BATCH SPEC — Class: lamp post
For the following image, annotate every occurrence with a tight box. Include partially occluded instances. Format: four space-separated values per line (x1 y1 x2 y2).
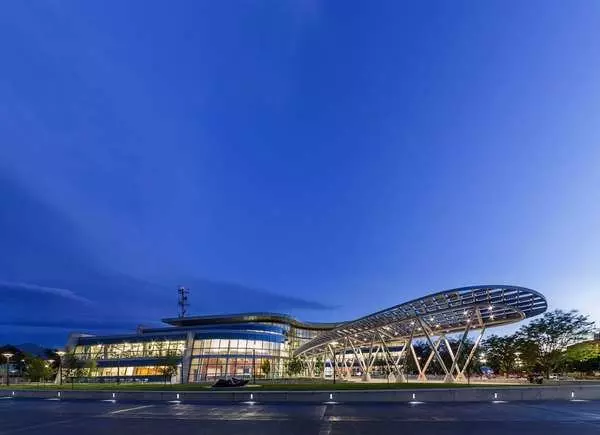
56 351 66 385
2 353 13 386
514 351 523 375
47 359 55 384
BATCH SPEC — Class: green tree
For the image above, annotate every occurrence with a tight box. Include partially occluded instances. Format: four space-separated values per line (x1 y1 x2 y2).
157 352 180 384
61 353 90 387
482 334 519 376
565 341 600 375
260 359 271 378
286 357 304 377
25 357 54 382
517 310 595 378
313 357 324 376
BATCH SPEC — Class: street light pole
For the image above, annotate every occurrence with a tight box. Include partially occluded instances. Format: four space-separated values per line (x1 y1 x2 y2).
47 359 54 385
2 353 13 386
56 351 66 385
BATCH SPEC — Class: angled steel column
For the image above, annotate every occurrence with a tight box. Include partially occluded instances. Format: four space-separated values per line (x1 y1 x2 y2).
327 344 338 381
420 334 444 376
410 341 425 380
348 338 368 373
363 332 377 382
443 336 462 376
458 326 486 380
394 341 408 367
340 338 348 378
417 317 451 381
368 345 381 369
445 314 473 383
377 331 405 382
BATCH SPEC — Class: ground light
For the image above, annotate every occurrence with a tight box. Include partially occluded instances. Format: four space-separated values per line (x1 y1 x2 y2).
569 391 587 402
168 393 182 405
46 392 61 401
491 392 507 404
323 393 338 405
101 393 116 403
409 392 424 405
241 392 256 405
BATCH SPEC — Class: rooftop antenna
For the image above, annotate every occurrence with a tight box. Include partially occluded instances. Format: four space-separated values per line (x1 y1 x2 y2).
177 286 189 318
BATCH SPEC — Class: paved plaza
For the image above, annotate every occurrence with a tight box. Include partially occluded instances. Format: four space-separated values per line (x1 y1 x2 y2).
0 397 599 435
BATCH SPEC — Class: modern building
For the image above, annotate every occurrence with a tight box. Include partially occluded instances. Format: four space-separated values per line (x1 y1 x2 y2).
66 285 547 383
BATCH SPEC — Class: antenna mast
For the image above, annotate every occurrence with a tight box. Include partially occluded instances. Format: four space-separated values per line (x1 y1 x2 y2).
177 286 189 318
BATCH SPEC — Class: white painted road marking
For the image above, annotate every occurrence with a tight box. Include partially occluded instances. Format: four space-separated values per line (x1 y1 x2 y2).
109 405 154 414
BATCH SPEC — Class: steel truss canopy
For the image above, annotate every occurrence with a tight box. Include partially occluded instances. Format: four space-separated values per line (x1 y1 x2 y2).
294 285 547 358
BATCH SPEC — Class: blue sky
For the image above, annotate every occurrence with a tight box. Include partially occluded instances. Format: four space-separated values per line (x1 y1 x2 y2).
1 1 599 346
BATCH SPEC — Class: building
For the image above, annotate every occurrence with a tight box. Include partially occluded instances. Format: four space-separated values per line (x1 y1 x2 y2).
66 285 547 383
67 313 337 382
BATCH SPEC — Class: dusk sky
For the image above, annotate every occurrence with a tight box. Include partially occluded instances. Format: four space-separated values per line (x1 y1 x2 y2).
1 1 599 346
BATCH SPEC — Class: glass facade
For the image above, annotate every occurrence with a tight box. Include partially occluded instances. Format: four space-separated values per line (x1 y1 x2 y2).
188 337 288 381
73 339 186 361
66 314 332 383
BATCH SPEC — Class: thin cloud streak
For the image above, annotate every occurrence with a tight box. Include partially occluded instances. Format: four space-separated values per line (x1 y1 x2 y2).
0 281 93 305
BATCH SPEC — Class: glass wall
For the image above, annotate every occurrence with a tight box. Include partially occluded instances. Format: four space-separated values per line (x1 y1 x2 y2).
188 336 290 381
73 339 186 361
68 322 330 383
187 326 322 382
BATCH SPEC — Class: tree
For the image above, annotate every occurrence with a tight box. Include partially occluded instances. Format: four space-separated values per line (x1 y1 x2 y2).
157 352 180 384
314 357 324 376
286 357 304 377
565 341 600 375
25 357 54 382
260 359 271 379
517 310 595 378
61 353 91 387
482 334 519 376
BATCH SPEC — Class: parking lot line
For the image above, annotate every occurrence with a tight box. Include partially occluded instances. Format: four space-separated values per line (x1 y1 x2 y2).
109 405 154 414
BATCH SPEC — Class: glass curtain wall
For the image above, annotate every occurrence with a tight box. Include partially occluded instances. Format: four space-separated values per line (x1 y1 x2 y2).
73 339 186 361
187 326 322 382
188 337 288 382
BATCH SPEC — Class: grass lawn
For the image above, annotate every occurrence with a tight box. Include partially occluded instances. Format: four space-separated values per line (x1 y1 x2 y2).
0 381 526 392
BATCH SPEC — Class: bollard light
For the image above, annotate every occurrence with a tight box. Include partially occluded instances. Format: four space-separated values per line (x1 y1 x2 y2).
176 393 180 400
412 393 416 400
494 392 498 399
250 393 253 400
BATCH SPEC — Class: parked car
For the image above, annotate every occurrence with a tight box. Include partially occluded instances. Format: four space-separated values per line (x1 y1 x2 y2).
528 373 544 384
212 377 249 388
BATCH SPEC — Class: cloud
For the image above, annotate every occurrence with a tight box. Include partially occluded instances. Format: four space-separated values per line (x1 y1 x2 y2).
0 318 139 331
0 280 92 304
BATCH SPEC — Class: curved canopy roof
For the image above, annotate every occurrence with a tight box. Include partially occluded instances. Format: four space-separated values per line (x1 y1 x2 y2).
162 312 339 331
294 285 547 357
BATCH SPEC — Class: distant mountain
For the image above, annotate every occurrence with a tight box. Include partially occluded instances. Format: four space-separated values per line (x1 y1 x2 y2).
15 342 47 357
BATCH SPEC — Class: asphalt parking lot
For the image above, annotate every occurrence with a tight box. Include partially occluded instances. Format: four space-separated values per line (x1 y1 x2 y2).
0 397 599 435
